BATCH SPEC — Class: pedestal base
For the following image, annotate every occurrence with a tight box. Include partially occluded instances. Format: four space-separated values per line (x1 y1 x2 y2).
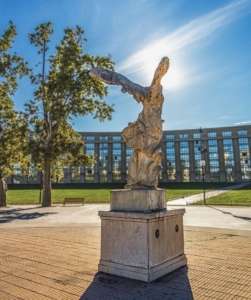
99 209 187 282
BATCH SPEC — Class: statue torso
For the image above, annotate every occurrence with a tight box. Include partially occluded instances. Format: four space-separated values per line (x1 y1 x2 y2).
122 85 164 153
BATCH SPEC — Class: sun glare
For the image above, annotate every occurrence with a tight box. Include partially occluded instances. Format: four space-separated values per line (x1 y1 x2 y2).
140 55 188 91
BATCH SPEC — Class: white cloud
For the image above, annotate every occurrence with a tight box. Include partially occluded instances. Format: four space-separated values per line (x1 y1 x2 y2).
234 121 251 125
118 0 251 90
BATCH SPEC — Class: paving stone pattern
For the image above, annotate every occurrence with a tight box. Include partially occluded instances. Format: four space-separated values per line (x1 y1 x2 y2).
0 225 250 299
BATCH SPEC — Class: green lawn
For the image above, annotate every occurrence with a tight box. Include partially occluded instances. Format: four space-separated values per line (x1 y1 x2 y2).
4 183 237 205
6 189 111 205
195 185 251 206
165 182 229 201
5 187 204 205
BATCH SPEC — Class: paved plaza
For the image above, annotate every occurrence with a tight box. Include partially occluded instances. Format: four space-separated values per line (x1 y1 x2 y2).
0 203 251 299
0 224 250 299
0 204 250 231
0 204 251 299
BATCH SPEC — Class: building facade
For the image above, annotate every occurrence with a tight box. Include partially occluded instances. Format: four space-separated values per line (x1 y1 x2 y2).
10 125 251 184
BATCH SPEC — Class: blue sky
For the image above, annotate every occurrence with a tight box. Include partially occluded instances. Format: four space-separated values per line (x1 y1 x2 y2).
1 0 251 131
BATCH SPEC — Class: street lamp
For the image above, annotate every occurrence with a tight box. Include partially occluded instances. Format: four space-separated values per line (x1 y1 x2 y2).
224 152 229 182
200 159 206 205
199 127 208 205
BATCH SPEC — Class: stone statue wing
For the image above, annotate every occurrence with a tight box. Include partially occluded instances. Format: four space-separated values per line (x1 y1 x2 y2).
89 68 147 103
150 57 169 89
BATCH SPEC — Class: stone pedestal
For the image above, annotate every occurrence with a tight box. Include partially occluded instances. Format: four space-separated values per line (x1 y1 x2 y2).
98 190 186 282
111 189 166 212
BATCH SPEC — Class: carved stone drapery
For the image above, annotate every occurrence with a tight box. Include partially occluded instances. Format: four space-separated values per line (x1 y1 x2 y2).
90 57 169 189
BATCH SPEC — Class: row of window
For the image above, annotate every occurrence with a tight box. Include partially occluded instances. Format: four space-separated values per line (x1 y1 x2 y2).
8 132 251 183
85 135 122 142
84 129 249 144
165 129 249 141
165 137 250 181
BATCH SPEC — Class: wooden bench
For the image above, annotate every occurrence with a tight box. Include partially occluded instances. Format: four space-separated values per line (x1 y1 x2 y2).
63 197 85 206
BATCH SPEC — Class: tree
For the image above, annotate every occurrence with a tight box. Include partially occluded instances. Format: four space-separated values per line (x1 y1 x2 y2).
26 22 114 207
0 22 29 207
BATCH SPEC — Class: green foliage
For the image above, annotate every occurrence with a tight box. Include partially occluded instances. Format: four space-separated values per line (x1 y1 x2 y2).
0 22 29 179
26 22 114 169
0 21 29 93
28 22 53 53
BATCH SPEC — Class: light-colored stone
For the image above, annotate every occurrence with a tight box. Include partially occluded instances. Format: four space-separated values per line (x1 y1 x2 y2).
98 209 186 282
90 57 169 189
110 189 166 212
91 57 187 282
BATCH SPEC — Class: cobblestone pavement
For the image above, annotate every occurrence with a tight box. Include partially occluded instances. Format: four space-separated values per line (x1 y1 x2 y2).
0 225 250 299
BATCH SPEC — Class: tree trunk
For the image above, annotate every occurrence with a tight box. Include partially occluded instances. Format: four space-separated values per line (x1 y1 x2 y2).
0 177 7 207
42 160 52 207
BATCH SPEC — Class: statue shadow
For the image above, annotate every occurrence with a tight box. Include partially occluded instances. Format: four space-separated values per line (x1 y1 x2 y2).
80 266 193 300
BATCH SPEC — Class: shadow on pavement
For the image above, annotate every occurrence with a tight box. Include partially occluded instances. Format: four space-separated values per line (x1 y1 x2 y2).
0 208 57 224
80 266 193 300
208 205 251 222
0 206 42 214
